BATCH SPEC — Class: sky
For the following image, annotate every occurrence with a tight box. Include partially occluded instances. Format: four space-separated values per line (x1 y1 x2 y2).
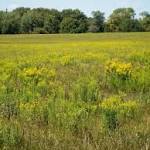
0 0 149 17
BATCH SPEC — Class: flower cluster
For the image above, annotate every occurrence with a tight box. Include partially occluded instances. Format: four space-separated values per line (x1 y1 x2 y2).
106 59 132 79
19 101 40 110
101 96 138 113
101 96 122 111
23 67 40 77
23 67 56 79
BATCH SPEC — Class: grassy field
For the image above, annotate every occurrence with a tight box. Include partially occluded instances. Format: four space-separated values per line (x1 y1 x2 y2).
0 33 150 150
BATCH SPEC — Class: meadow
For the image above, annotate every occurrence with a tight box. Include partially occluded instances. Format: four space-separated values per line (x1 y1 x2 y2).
0 33 150 150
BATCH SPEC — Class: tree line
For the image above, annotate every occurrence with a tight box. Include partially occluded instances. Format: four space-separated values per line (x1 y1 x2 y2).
0 7 149 34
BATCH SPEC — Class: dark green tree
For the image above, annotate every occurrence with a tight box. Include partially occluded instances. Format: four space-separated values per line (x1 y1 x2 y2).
140 11 150 31
21 8 50 33
88 11 105 32
43 9 61 34
0 11 4 33
12 7 30 17
2 12 20 34
0 7 149 34
106 8 136 32
21 12 33 33
60 9 88 33
60 17 78 33
44 15 60 33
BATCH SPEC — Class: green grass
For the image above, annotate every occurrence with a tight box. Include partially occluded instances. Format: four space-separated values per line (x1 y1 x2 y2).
0 33 150 150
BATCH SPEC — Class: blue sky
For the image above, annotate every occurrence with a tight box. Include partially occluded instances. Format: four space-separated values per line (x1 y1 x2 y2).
0 0 149 17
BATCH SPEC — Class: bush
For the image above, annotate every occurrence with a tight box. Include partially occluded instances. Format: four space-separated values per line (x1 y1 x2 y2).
101 95 139 130
0 120 24 148
73 76 99 102
19 100 49 124
105 59 133 90
106 59 132 80
33 28 48 34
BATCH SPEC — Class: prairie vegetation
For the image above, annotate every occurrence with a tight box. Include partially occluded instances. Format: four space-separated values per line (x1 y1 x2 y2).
0 33 150 150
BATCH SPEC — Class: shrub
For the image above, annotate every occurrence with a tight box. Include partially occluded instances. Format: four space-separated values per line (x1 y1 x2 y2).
33 28 48 34
106 59 132 80
73 77 99 102
19 100 49 124
60 55 77 66
0 120 23 148
105 59 133 90
53 100 97 130
101 95 139 130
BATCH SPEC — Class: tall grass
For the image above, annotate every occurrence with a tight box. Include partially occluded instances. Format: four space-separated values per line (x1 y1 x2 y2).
0 33 150 149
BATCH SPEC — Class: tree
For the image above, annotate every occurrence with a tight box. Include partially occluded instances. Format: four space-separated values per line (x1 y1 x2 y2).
21 12 33 33
88 11 105 32
60 9 88 33
21 8 49 33
21 8 62 33
12 7 30 17
132 19 143 32
140 11 150 31
0 11 4 33
10 7 30 33
44 15 60 33
2 12 20 34
43 9 61 34
106 8 136 32
49 9 62 21
60 17 78 33
0 7 149 34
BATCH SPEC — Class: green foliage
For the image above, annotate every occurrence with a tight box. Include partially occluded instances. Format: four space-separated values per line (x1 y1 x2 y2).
74 76 99 102
33 27 48 34
2 12 21 34
60 9 88 33
88 11 105 32
19 100 49 123
0 120 23 148
0 7 149 34
21 8 56 33
140 11 150 31
101 95 139 130
53 100 90 130
106 8 140 32
12 7 30 17
0 11 4 33
21 12 33 33
60 17 79 33
44 15 60 33
105 59 133 91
